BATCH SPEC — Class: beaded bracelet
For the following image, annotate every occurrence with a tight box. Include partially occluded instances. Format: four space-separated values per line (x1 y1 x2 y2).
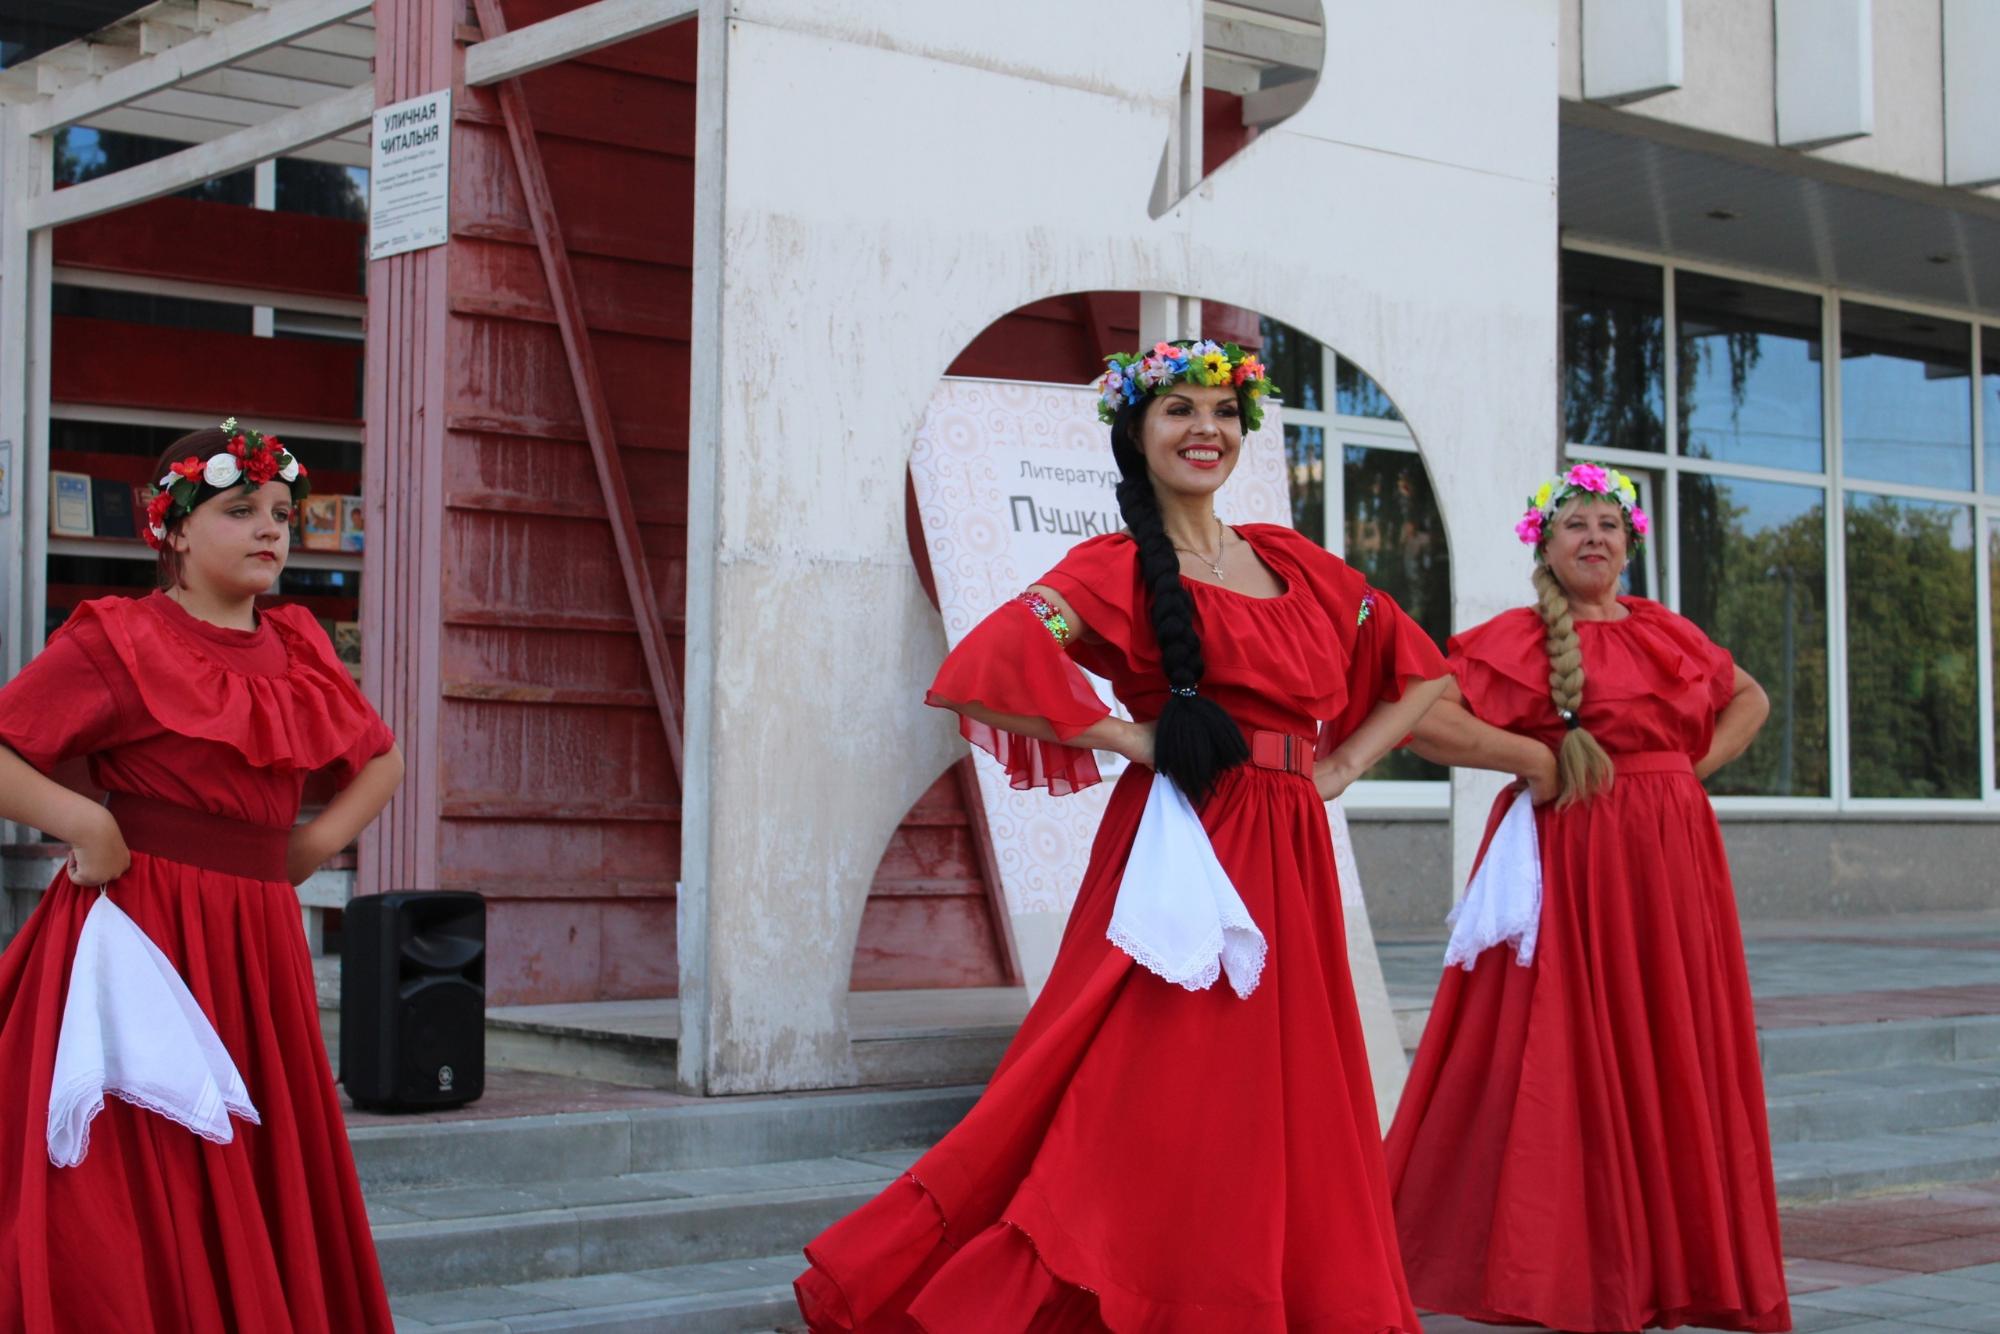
1017 590 1073 647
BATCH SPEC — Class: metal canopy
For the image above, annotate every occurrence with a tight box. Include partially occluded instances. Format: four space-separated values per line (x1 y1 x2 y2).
1562 104 2000 318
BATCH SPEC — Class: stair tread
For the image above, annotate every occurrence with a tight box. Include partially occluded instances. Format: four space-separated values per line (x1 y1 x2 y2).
1767 1058 2000 1100
391 1252 799 1330
371 1156 904 1232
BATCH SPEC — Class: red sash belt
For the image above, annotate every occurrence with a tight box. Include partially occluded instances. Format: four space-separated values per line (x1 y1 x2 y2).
106 791 291 881
1612 751 1695 778
1248 729 1317 779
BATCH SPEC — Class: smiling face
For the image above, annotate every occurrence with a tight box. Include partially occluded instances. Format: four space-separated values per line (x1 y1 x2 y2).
1541 493 1629 601
1136 383 1243 501
169 480 293 598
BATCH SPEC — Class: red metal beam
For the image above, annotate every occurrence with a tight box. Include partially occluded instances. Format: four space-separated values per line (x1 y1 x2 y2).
471 0 685 784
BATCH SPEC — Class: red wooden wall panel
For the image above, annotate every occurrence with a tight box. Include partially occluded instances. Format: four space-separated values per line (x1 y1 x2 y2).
51 317 363 422
53 196 366 299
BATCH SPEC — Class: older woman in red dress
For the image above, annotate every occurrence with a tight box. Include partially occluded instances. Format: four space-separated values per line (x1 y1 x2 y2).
795 341 1450 1332
0 421 401 1331
1384 464 1788 1332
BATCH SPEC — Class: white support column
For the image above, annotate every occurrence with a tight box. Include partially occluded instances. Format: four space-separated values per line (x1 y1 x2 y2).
253 159 276 337
1581 0 1683 104
1141 0 1204 347
0 108 30 686
677 0 731 1095
1775 0 1874 150
1944 0 2000 187
0 112 52 686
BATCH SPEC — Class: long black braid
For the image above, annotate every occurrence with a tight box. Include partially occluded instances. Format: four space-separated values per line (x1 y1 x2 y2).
1109 398 1249 803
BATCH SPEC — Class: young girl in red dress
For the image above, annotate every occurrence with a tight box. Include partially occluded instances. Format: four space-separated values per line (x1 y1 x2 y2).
796 342 1450 1332
1384 465 1789 1332
0 421 404 1332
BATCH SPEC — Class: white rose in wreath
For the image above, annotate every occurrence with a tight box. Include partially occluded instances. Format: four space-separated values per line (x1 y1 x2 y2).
203 453 243 488
278 455 300 483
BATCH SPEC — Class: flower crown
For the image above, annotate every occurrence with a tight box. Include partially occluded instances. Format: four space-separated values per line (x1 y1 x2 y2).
1515 461 1650 554
1096 339 1279 433
144 417 311 551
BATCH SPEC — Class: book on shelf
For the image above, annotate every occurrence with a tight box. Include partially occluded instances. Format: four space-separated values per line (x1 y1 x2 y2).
299 494 342 551
339 496 365 554
90 477 138 540
50 472 93 537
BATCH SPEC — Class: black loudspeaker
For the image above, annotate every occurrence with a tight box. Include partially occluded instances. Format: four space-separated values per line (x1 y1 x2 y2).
340 890 485 1111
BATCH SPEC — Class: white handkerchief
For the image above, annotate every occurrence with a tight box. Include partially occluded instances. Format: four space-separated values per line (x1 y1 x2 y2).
1443 789 1542 971
1107 772 1267 999
47 894 260 1168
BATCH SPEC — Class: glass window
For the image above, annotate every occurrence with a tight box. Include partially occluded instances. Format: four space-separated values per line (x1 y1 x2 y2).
1993 521 2000 790
1676 272 1823 473
54 127 254 205
52 285 254 335
1562 251 1665 454
1336 358 1402 420
1984 329 2000 495
1844 493 1980 798
1258 319 1323 412
1343 444 1449 781
1284 424 1325 546
276 160 370 222
1840 303 1972 491
1678 474 1829 796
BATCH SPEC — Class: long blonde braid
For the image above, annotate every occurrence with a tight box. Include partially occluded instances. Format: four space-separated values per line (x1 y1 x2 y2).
1532 563 1614 807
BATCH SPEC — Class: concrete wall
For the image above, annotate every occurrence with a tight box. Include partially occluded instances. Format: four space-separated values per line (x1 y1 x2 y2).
1352 813 2000 933
678 0 1562 1094
1560 0 2000 202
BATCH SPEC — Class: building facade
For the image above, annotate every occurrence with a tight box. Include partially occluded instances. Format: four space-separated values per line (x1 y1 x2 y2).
0 0 1995 1094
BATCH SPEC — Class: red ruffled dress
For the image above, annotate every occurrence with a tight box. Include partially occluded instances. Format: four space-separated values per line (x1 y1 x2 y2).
1384 598 1789 1332
0 593 396 1332
797 524 1447 1333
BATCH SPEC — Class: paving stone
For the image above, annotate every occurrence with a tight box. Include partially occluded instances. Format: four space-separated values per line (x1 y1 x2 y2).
1904 1306 2000 1332
1793 1284 1959 1317
1866 1271 2000 1303
391 1285 571 1323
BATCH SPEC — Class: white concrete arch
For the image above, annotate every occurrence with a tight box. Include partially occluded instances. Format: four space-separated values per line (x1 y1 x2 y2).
679 0 1559 1093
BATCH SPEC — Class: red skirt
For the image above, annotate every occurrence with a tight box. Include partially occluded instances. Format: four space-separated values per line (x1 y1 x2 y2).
796 765 1421 1333
0 854 392 1332
1384 758 1790 1332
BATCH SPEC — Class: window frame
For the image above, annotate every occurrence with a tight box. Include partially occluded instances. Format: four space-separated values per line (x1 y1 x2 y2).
1562 238 1999 815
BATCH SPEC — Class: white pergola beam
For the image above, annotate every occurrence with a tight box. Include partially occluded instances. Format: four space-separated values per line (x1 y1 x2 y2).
51 265 366 319
27 0 369 135
81 104 370 167
464 0 697 87
30 83 371 230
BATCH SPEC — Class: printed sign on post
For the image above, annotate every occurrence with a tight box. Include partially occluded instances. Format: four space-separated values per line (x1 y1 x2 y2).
369 90 452 261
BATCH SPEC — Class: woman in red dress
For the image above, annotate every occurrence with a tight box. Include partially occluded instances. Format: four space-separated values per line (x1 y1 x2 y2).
0 422 402 1331
1383 464 1788 1332
796 341 1450 1332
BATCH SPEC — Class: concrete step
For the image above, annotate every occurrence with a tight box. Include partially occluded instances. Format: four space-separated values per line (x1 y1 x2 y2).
1773 1125 2000 1205
349 1086 977 1193
1765 1059 2000 1145
1758 1013 2000 1078
391 1253 799 1332
371 1153 913 1295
